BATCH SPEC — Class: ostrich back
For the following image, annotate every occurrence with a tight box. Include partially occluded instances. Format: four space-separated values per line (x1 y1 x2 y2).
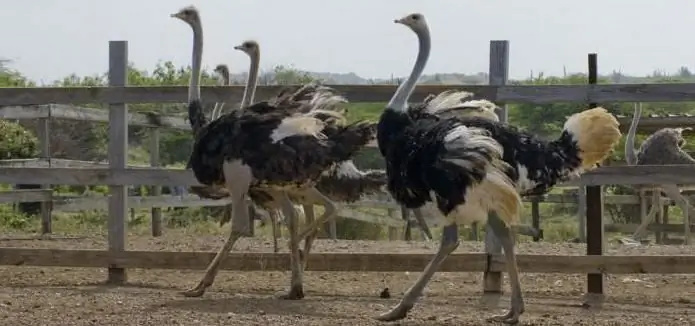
189 105 375 189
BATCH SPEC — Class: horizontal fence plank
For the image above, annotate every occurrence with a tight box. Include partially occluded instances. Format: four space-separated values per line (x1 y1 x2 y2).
3 83 695 106
0 190 52 204
0 167 198 186
0 85 494 106
0 158 151 169
0 165 692 186
2 248 695 273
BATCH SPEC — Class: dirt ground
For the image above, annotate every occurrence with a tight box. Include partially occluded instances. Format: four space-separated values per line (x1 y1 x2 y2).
1 231 695 325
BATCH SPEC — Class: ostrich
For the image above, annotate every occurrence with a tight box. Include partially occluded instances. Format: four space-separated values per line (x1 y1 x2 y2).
211 64 231 120
228 39 434 247
374 13 621 324
624 105 695 241
171 6 374 300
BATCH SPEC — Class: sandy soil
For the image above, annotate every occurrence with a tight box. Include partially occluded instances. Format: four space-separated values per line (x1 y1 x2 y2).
1 230 695 325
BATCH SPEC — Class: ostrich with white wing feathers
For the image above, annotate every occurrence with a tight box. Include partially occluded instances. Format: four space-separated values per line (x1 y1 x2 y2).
172 6 374 301
374 13 621 324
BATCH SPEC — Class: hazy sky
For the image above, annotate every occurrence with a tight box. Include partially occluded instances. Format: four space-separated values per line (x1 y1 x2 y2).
3 0 693 84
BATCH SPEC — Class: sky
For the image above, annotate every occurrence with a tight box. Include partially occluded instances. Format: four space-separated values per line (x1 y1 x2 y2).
2 0 694 84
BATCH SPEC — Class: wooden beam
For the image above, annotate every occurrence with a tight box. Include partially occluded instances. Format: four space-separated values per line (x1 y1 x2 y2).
0 167 199 186
2 248 695 274
0 158 150 169
107 40 128 285
3 83 695 106
0 190 53 204
53 195 232 211
483 40 509 295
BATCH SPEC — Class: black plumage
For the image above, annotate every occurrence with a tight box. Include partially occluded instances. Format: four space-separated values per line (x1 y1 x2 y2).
189 109 375 190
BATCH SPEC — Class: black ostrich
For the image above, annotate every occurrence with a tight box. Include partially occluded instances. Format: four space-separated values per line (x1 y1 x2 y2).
171 6 374 300
374 13 622 324
226 40 434 251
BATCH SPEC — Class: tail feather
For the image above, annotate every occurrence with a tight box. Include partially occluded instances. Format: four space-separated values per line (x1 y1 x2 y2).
563 107 622 169
270 115 327 143
271 82 349 117
625 104 641 165
324 121 376 162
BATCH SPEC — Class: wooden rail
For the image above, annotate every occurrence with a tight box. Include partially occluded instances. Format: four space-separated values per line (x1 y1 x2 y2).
4 83 695 106
1 248 695 274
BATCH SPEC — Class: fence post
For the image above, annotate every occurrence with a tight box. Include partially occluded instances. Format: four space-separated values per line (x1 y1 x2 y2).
37 114 52 234
482 40 509 297
107 40 129 285
149 127 162 237
585 52 605 306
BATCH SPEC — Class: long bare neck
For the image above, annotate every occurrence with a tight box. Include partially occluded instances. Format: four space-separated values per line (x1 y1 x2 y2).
241 50 260 108
625 103 642 165
188 21 203 102
386 27 431 111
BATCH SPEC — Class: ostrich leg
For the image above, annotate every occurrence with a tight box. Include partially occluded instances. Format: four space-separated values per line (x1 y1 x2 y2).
293 187 338 243
486 212 524 324
411 208 434 240
299 204 317 271
278 193 305 300
181 161 252 298
375 222 460 321
269 210 282 253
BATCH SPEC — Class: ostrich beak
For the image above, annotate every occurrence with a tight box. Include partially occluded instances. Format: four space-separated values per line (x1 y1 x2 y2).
170 13 182 19
233 45 243 50
394 18 404 24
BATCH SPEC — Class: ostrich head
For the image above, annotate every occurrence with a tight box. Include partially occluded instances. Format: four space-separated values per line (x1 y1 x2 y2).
234 40 260 57
170 5 200 26
394 13 428 33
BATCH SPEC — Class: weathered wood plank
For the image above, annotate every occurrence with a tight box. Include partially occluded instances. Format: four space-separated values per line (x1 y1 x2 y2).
580 165 695 185
0 165 691 188
0 167 198 186
107 40 128 284
616 115 695 132
0 190 53 204
2 83 695 106
0 158 150 169
2 248 695 274
53 195 231 211
0 85 495 106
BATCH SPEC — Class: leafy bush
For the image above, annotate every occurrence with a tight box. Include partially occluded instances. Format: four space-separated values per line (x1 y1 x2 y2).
0 120 38 159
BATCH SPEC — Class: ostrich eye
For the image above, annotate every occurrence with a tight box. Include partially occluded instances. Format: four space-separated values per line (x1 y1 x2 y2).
411 15 419 20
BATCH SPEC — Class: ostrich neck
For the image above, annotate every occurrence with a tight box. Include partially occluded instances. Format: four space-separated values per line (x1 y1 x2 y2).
241 51 260 108
386 28 431 111
189 22 203 102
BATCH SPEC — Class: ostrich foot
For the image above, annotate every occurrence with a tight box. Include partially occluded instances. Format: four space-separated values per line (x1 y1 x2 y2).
180 280 211 298
276 284 305 300
487 307 523 325
373 303 413 322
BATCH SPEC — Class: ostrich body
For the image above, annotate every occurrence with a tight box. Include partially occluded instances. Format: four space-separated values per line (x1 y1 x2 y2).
624 105 695 241
172 6 373 300
374 13 621 324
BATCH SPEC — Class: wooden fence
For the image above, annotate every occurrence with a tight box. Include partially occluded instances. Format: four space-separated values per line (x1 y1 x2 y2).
3 39 695 301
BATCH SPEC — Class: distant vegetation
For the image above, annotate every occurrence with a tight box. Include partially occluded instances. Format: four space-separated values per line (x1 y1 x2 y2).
1 59 695 240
